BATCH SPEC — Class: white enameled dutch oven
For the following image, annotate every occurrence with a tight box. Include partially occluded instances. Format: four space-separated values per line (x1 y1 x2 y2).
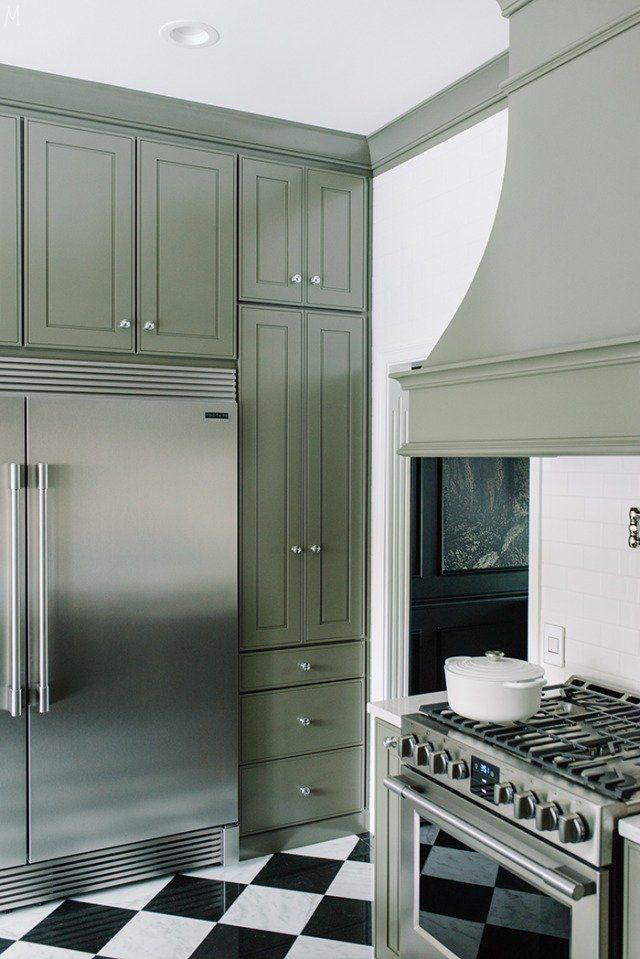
444 650 546 723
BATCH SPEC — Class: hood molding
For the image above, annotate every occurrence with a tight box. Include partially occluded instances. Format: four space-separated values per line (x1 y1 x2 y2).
394 0 640 457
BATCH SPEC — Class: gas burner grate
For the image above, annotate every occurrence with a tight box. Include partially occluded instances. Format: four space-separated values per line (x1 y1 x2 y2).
420 679 640 801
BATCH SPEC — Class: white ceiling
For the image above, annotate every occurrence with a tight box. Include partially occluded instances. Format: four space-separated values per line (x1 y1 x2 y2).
0 1 508 135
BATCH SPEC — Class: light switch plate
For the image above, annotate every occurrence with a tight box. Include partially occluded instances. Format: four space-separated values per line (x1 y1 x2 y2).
543 623 565 667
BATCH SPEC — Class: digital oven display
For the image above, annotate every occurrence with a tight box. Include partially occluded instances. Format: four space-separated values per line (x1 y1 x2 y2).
471 756 500 802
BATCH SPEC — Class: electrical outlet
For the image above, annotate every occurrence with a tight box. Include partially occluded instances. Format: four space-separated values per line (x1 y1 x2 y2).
543 623 565 667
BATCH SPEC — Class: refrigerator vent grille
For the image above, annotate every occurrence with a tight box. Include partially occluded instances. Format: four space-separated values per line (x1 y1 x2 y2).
0 826 225 911
0 358 236 399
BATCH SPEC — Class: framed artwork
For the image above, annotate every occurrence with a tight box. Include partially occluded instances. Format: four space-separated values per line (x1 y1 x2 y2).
440 457 529 573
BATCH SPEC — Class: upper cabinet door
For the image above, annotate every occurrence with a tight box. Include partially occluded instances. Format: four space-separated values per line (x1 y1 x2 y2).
306 170 367 311
0 116 20 346
26 121 134 352
139 140 236 358
240 159 303 305
306 312 365 644
240 307 304 649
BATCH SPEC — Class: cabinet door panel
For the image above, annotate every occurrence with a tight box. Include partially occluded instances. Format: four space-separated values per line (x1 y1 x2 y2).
241 307 303 649
306 312 365 643
139 140 235 357
26 121 134 351
0 116 20 345
307 170 366 310
240 159 303 304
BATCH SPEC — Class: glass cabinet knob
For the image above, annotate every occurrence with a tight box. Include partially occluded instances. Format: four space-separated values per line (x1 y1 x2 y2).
144 321 156 332
298 662 312 671
118 319 131 329
310 275 321 285
298 785 311 797
297 716 312 727
290 274 302 284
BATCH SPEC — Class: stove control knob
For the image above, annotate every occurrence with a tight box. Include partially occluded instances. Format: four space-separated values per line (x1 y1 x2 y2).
535 801 562 831
447 760 469 781
513 791 537 820
430 750 451 775
558 813 588 844
414 742 434 767
493 782 515 805
399 735 418 759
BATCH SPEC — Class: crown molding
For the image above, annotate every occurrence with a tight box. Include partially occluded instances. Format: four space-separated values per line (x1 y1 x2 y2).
367 52 508 176
0 63 371 171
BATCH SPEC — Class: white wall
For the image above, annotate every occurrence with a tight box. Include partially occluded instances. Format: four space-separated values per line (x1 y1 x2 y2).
534 456 640 690
370 110 509 703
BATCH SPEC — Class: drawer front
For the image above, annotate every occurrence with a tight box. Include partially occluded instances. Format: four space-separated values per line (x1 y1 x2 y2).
241 746 364 835
240 641 364 692
241 679 363 763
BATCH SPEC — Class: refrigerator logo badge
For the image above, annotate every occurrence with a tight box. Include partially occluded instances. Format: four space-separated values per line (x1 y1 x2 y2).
205 412 229 420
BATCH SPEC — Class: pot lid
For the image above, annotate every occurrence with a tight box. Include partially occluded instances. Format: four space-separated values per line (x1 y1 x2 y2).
445 650 545 684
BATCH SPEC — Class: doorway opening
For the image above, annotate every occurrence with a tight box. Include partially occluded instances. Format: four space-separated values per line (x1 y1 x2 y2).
409 457 530 694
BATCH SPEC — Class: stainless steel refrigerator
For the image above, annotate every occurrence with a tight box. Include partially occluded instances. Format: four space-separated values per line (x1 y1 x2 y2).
0 394 238 909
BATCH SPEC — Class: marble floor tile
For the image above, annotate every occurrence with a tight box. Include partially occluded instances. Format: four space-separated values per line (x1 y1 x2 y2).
287 936 374 958
0 903 63 942
96 911 213 959
220 886 322 936
326 862 374 901
1 944 92 959
71 876 173 912
287 835 359 861
184 856 272 886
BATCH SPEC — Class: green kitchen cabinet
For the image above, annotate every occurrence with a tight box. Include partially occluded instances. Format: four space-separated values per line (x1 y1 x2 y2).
240 307 304 649
25 120 135 352
240 161 367 311
138 140 236 358
239 641 365 692
306 311 365 643
307 169 366 311
240 746 364 836
375 719 402 959
0 116 20 346
241 679 364 763
240 306 365 649
240 158 304 305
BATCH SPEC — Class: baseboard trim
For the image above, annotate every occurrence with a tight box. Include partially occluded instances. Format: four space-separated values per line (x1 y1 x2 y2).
239 811 369 859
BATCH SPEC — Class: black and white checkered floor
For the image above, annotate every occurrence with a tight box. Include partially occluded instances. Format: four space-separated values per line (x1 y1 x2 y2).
0 834 373 959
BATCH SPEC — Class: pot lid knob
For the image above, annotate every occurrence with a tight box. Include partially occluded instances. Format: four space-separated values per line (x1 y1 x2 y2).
485 650 505 662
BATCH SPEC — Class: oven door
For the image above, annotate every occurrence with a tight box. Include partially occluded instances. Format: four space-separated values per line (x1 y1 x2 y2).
386 772 608 959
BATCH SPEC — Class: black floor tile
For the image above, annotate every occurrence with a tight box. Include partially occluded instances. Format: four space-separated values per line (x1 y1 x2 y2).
190 923 296 958
252 853 343 894
348 837 372 863
0 941 11 955
144 874 243 922
302 896 372 945
22 900 135 953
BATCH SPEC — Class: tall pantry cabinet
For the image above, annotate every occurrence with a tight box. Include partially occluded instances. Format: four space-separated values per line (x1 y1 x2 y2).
239 159 368 853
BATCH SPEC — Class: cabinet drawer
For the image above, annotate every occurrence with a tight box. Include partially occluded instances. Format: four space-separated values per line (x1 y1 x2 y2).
240 641 364 692
241 746 363 835
241 679 363 763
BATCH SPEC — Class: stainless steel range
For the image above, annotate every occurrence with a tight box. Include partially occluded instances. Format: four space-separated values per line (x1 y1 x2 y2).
385 677 640 959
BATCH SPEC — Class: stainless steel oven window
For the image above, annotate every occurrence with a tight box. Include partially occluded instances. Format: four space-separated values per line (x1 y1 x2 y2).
388 774 607 959
418 814 570 958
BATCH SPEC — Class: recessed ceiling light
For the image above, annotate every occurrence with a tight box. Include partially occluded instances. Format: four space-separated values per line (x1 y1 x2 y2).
160 20 220 48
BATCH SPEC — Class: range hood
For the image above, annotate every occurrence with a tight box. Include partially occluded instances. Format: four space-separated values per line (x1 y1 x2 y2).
393 0 640 456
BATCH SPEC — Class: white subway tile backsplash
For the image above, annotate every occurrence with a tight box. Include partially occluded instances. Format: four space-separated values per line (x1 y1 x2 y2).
539 457 640 690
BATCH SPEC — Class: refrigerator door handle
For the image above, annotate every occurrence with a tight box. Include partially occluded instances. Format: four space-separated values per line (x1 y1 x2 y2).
36 463 50 714
5 463 22 717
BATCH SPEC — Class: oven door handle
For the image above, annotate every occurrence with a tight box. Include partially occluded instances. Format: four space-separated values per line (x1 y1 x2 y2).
384 776 595 902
